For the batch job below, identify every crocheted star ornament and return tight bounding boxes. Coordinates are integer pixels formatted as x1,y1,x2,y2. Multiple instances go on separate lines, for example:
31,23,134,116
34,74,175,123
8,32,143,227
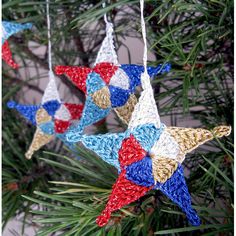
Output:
55,22,171,131
66,73,231,227
7,77,84,159
2,21,32,69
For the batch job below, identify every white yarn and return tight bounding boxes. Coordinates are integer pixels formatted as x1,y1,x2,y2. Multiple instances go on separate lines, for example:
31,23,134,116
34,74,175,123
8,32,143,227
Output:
42,78,61,104
128,80,161,129
128,0,161,129
102,2,108,24
54,104,71,120
94,1,118,66
46,0,53,77
94,22,119,66
150,129,180,161
42,0,61,104
140,0,151,90
109,68,129,90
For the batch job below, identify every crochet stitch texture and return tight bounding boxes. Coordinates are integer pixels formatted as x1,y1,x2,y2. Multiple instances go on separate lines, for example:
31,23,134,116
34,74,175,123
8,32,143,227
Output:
65,76,231,227
55,22,171,133
2,21,32,68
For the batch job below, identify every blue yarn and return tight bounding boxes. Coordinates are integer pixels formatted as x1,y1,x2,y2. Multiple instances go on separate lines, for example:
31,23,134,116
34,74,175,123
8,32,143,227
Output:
42,100,61,116
7,101,40,125
154,165,201,226
80,132,126,171
132,124,164,152
2,21,33,44
7,100,17,108
56,133,77,151
108,85,130,107
39,121,55,135
66,96,111,142
120,63,171,92
126,156,154,187
65,127,83,143
86,72,106,94
158,63,171,74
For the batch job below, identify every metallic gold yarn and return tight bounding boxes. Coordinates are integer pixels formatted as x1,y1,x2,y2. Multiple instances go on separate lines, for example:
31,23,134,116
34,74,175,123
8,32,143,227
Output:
25,108,53,159
25,128,53,159
36,108,52,124
91,87,111,109
115,94,137,124
166,126,231,162
212,125,231,138
166,127,212,155
151,156,178,183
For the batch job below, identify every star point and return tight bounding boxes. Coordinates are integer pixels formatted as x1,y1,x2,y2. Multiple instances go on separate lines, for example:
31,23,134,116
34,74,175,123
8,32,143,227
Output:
2,21,32,68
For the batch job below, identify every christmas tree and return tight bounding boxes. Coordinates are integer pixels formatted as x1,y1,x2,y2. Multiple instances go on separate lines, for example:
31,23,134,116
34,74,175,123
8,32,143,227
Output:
2,1,233,235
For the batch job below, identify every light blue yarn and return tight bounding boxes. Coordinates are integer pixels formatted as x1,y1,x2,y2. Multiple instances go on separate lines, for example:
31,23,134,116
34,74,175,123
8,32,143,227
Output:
66,96,111,142
86,72,106,94
56,133,77,151
2,21,33,44
132,124,164,152
80,132,126,171
39,121,55,135
68,123,164,171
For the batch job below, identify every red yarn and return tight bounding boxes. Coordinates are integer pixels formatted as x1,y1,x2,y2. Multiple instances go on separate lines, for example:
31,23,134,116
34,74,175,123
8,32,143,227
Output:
64,103,84,120
54,66,92,93
93,62,118,84
118,135,147,168
2,41,19,69
54,119,71,133
96,170,151,227
54,63,118,94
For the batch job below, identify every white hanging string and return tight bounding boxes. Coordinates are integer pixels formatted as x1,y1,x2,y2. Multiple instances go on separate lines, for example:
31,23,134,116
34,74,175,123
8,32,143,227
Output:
42,0,61,104
46,0,54,79
102,2,109,24
128,0,161,129
140,0,152,90
95,1,119,65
